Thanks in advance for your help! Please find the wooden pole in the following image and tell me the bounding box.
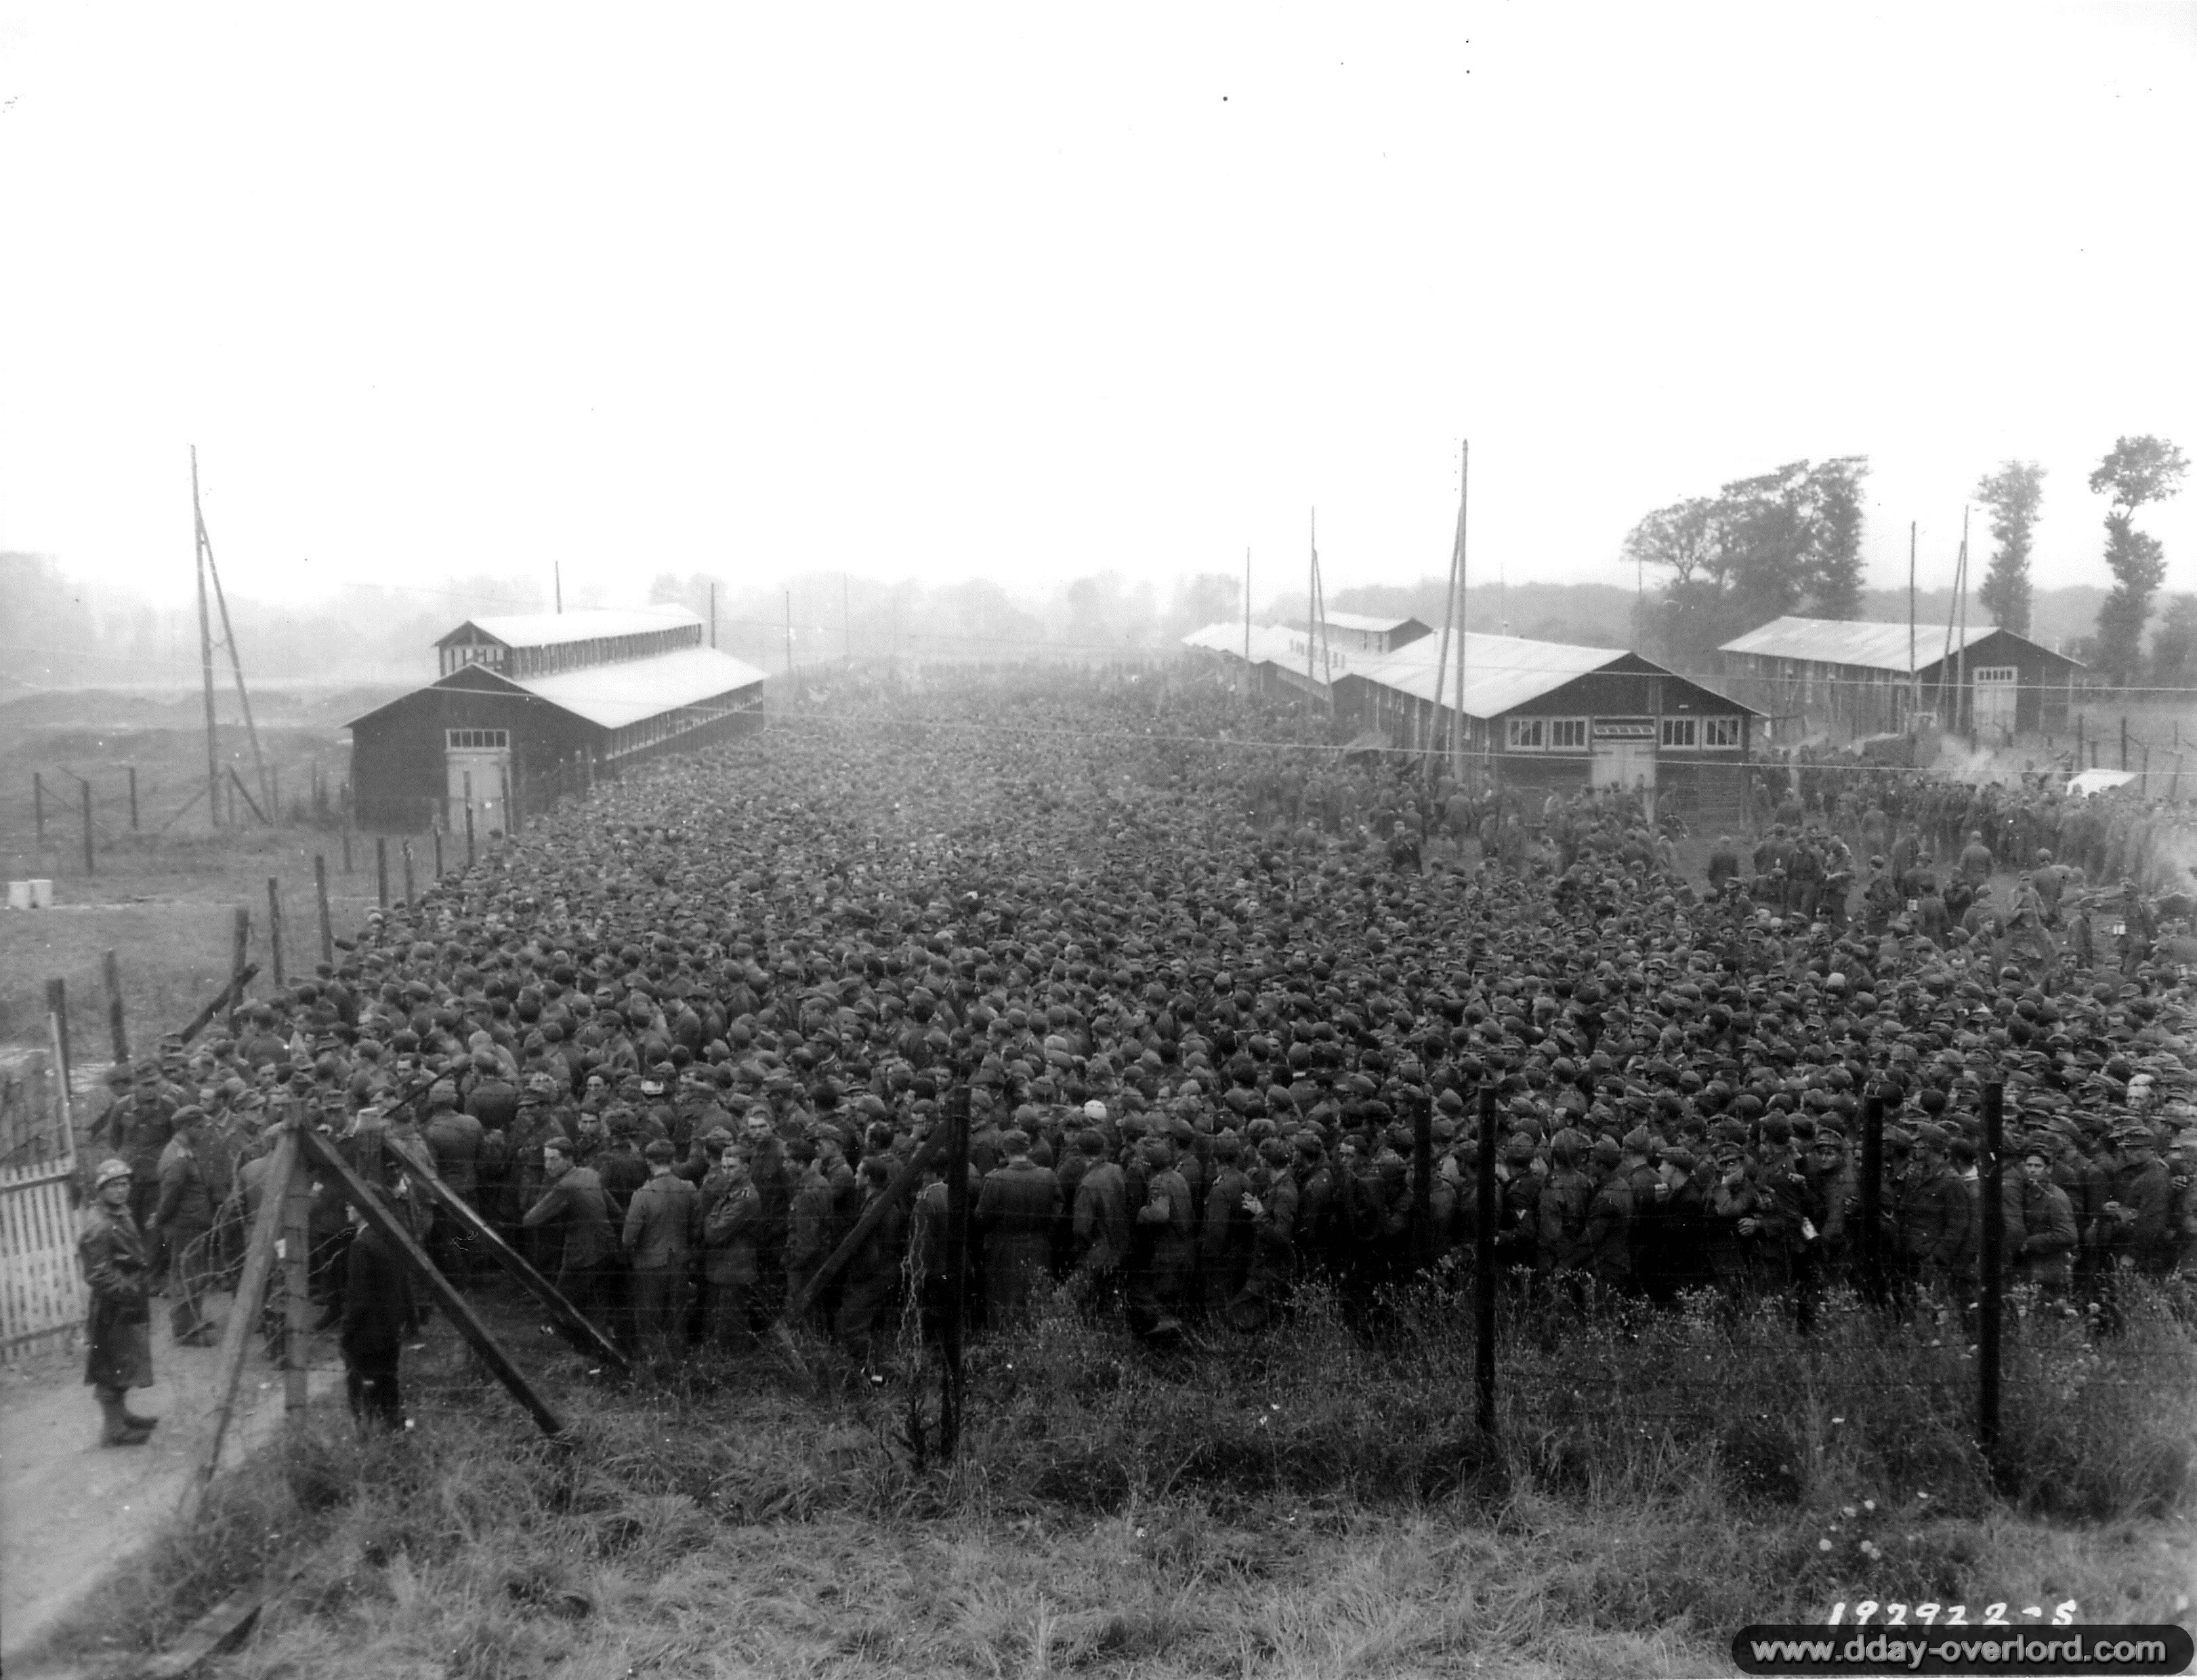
[313,854,333,968]
[400,839,415,906]
[230,907,251,1007]
[180,963,259,1045]
[227,765,270,826]
[1455,440,1469,784]
[784,1126,951,1325]
[283,1127,312,1418]
[45,978,71,1095]
[297,1127,568,1439]
[375,836,389,908]
[179,1129,299,1528]
[32,771,44,849]
[432,826,444,881]
[1978,1082,2005,1475]
[465,782,477,867]
[127,765,139,832]
[76,774,94,875]
[402,1164,629,1372]
[265,878,286,988]
[1410,1093,1434,1268]
[341,812,353,875]
[1475,1083,1497,1437]
[1425,462,1464,785]
[1955,505,1971,737]
[102,949,128,1064]
[194,447,222,833]
[1907,520,1919,725]
[939,1084,972,1461]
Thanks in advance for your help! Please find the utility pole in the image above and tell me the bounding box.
[1242,546,1251,696]
[554,560,562,614]
[1907,520,1919,726]
[1426,449,1466,784]
[1455,440,1469,782]
[192,449,274,816]
[194,448,222,831]
[1955,506,1971,737]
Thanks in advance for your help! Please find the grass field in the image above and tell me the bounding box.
[0,684,404,1055]
[14,1278,2194,1679]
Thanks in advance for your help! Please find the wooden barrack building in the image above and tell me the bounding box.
[347,607,766,832]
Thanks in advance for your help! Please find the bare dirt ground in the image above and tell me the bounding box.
[0,1292,343,1675]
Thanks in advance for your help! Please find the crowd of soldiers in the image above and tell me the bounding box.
[79,666,2197,1421]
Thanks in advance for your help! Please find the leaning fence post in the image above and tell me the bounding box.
[266,877,287,988]
[102,949,128,1064]
[314,854,334,968]
[1475,1083,1497,1439]
[230,907,251,1016]
[1979,1081,2005,1477]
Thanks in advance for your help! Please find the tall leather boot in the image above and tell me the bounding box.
[98,1387,152,1447]
[119,1394,160,1431]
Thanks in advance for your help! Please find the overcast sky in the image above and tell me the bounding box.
[3,2,2193,619]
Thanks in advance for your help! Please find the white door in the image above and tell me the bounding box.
[445,730,511,836]
[1972,667,2018,734]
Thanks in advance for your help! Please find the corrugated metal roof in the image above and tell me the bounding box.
[505,646,766,729]
[1320,610,1423,635]
[440,606,704,650]
[1182,621,1393,683]
[1352,631,1625,718]
[1719,615,1995,672]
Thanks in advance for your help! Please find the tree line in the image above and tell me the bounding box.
[1625,436,2188,689]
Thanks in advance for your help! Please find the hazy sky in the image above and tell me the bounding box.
[3,3,2193,618]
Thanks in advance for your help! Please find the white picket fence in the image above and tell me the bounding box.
[0,1028,84,1362]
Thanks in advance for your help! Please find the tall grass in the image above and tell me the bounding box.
[21,1279,2194,1677]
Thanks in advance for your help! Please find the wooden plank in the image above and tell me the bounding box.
[402,1163,628,1374]
[178,962,260,1046]
[179,1131,297,1530]
[298,1126,566,1440]
[132,1561,310,1679]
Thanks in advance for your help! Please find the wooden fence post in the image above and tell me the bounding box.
[77,774,94,876]
[45,978,72,1095]
[266,878,286,988]
[283,1118,313,1419]
[102,949,128,1064]
[231,908,251,1013]
[33,771,45,848]
[179,1130,299,1529]
[127,766,139,832]
[314,854,333,968]
[1475,1083,1497,1438]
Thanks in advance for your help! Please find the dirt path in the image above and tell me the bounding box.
[0,1290,343,1671]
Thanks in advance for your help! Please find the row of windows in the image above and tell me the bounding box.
[606,694,756,759]
[1504,715,1742,751]
[446,728,509,750]
[438,626,705,679]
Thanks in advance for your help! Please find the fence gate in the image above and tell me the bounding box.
[0,1042,84,1362]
